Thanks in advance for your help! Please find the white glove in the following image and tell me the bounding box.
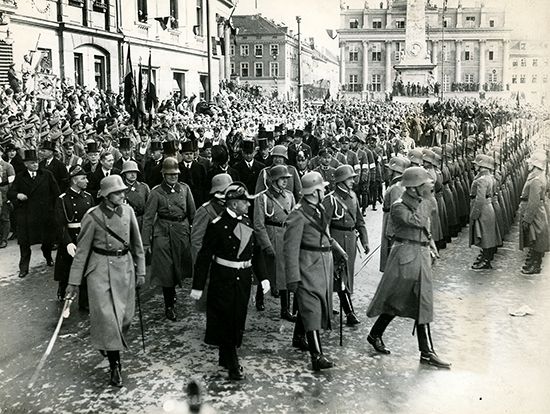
[66,243,77,257]
[261,279,271,295]
[190,289,203,300]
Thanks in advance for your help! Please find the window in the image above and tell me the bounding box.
[532,59,538,67]
[173,72,185,96]
[194,0,203,36]
[372,51,381,61]
[443,74,450,92]
[532,75,537,83]
[270,44,279,57]
[94,55,106,90]
[170,0,179,29]
[512,75,517,84]
[138,0,148,23]
[520,58,526,67]
[240,62,249,77]
[443,18,449,28]
[254,44,263,57]
[465,74,474,84]
[489,19,495,27]
[488,72,497,83]
[464,51,471,61]
[240,44,249,56]
[465,16,476,28]
[270,62,279,77]
[230,62,235,76]
[349,19,359,29]
[74,53,83,86]
[372,19,382,29]
[349,74,359,91]
[349,44,359,62]
[371,74,381,92]
[520,42,526,50]
[93,0,107,12]
[255,62,263,77]
[69,0,84,6]
[512,60,518,67]
[443,44,450,62]
[396,19,405,29]
[230,45,235,56]
[488,51,494,60]
[520,74,526,84]
[395,42,403,60]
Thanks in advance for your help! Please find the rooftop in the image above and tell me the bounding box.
[232,15,287,36]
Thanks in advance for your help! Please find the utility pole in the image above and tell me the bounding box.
[441,0,447,100]
[206,0,212,102]
[296,16,303,112]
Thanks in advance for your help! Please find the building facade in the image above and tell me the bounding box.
[338,0,512,99]
[230,14,339,101]
[0,0,233,100]
[508,40,550,105]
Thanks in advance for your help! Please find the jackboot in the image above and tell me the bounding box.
[292,313,308,351]
[255,285,265,311]
[227,347,245,381]
[280,290,297,322]
[306,330,334,371]
[337,290,360,326]
[367,313,394,354]
[522,252,542,274]
[417,324,451,369]
[107,351,123,387]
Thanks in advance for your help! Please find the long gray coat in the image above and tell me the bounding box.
[379,177,405,272]
[469,170,501,249]
[69,203,146,351]
[284,202,334,331]
[519,170,549,253]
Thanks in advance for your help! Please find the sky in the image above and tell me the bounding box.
[232,0,550,54]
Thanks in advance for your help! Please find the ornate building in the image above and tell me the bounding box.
[508,40,550,105]
[338,0,512,99]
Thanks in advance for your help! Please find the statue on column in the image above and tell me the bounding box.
[340,0,348,10]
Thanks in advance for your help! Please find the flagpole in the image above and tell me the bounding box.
[206,0,212,103]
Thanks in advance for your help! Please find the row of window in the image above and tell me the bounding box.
[349,16,497,29]
[230,62,280,78]
[347,48,499,63]
[232,44,279,58]
[512,74,548,84]
[348,73,502,85]
[512,58,549,67]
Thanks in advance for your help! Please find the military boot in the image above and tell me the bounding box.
[522,252,542,274]
[107,351,123,387]
[291,314,308,351]
[417,324,451,369]
[306,331,334,371]
[337,290,360,326]
[280,290,297,322]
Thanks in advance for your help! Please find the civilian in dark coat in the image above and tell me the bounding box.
[178,140,208,207]
[288,130,312,167]
[206,145,239,194]
[4,143,26,174]
[8,150,60,277]
[233,141,265,196]
[144,141,164,189]
[39,140,69,192]
[88,152,121,203]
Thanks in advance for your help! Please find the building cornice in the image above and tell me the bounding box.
[123,35,221,60]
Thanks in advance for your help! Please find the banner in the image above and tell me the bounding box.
[34,73,57,100]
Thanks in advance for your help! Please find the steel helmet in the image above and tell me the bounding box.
[388,156,411,174]
[408,148,423,165]
[161,157,180,174]
[474,154,495,170]
[210,173,233,195]
[422,149,438,167]
[401,166,434,188]
[527,151,546,170]
[334,165,358,183]
[121,160,140,174]
[301,171,329,195]
[98,175,127,198]
[269,165,292,181]
[271,145,288,160]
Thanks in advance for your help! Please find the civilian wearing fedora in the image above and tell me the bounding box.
[288,130,312,168]
[39,140,70,192]
[65,175,146,387]
[207,145,240,193]
[8,150,60,277]
[178,140,209,207]
[192,182,270,381]
[233,140,265,200]
[53,165,93,305]
[142,158,196,321]
[143,141,164,188]
[81,142,101,174]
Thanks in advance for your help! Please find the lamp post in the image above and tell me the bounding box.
[296,16,303,112]
[440,0,447,100]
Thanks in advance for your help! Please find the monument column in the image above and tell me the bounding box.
[385,40,392,92]
[362,40,369,92]
[340,41,346,87]
[455,40,462,83]
[479,39,486,90]
[224,24,232,80]
[431,41,439,81]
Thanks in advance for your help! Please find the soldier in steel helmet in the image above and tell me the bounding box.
[284,171,347,371]
[121,160,150,229]
[323,164,369,327]
[366,166,451,369]
[141,157,196,321]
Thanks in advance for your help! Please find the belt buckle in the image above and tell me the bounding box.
[116,249,123,256]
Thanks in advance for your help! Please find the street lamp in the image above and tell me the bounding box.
[296,16,303,112]
[440,0,448,100]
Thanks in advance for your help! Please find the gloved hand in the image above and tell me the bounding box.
[190,289,203,300]
[333,242,348,262]
[65,284,79,301]
[136,275,146,288]
[16,193,28,201]
[66,243,77,257]
[288,281,299,293]
[363,243,370,255]
[429,239,440,260]
[264,245,276,257]
[261,279,270,294]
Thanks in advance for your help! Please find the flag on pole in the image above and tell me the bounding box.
[145,50,157,127]
[123,44,136,117]
[138,63,145,127]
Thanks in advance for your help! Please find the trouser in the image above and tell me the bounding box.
[293,311,305,339]
[19,243,52,272]
[337,290,355,316]
[107,350,120,369]
[219,345,239,370]
[0,198,10,243]
[370,313,433,354]
[162,287,176,308]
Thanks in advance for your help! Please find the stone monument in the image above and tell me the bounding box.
[393,0,435,86]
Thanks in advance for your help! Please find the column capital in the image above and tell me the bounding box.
[455,39,463,44]
[479,39,487,44]
[384,39,392,44]
[362,40,369,46]
[339,40,347,48]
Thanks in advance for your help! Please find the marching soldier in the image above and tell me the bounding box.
[142,158,196,321]
[53,166,93,305]
[366,167,451,369]
[519,151,549,274]
[314,148,337,192]
[254,165,296,321]
[121,161,150,229]
[191,182,270,381]
[255,145,302,201]
[65,175,146,387]
[323,165,369,326]
[284,171,347,371]
[469,154,501,270]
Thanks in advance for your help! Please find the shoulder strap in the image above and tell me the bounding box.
[301,207,331,241]
[89,210,129,248]
[264,190,290,215]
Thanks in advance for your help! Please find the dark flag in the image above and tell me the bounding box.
[137,63,145,128]
[123,44,136,118]
[145,50,157,127]
[154,17,169,30]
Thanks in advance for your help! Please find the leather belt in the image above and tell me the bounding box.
[330,224,355,232]
[92,247,129,256]
[265,219,284,227]
[213,256,252,269]
[470,195,492,199]
[67,223,81,229]
[393,237,429,247]
[300,243,331,252]
[382,208,390,213]
[158,214,185,222]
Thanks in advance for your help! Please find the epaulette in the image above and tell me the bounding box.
[58,193,66,199]
[83,191,92,197]
[294,203,302,209]
[212,215,222,224]
[85,205,99,215]
[151,184,161,191]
